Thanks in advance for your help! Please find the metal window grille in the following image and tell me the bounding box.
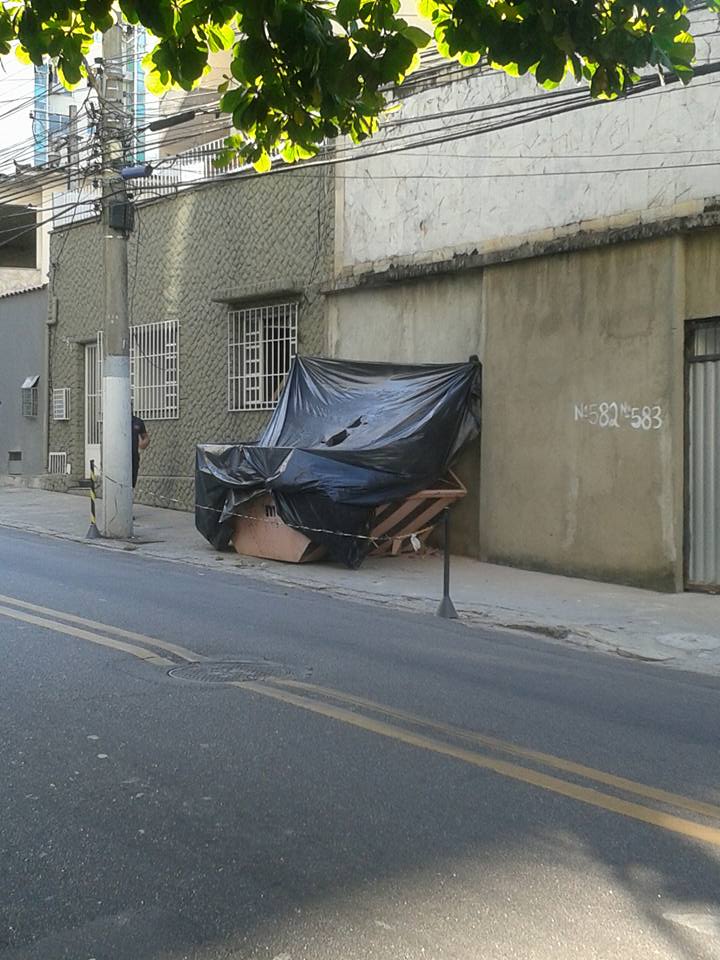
[95,322,179,422]
[688,319,720,586]
[130,319,179,420]
[21,380,38,418]
[228,303,298,411]
[87,339,103,441]
[8,451,21,462]
[52,387,71,421]
[48,452,68,475]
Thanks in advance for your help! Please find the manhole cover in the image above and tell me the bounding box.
[169,660,293,684]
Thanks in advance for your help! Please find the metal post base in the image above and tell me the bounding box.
[86,523,102,539]
[436,595,458,619]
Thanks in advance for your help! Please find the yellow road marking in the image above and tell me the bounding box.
[237,679,720,848]
[0,604,173,667]
[4,592,719,846]
[0,593,201,663]
[271,678,720,823]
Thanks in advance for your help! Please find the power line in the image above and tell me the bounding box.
[1,53,719,240]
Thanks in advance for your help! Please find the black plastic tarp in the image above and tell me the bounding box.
[195,356,482,567]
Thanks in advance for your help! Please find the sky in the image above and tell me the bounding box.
[0,54,38,173]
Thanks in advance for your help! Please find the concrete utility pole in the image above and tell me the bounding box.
[100,22,133,538]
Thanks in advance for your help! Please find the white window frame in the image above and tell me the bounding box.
[48,452,68,475]
[21,376,39,418]
[52,387,71,421]
[228,302,298,412]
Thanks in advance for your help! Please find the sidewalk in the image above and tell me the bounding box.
[1,481,719,677]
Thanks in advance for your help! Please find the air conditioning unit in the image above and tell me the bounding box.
[52,388,70,421]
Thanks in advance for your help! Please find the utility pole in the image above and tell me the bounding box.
[99,22,133,538]
[66,104,79,189]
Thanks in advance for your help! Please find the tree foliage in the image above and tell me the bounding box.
[0,0,713,169]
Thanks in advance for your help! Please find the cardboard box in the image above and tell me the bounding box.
[231,496,325,563]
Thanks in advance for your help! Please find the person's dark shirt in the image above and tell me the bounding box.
[132,415,147,464]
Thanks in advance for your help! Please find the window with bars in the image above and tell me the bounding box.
[129,320,179,420]
[228,302,298,412]
[48,452,68,475]
[52,387,70,421]
[21,376,39,418]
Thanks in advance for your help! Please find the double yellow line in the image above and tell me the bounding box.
[2,591,720,847]
[0,593,201,667]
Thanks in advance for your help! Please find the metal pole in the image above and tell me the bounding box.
[100,21,133,539]
[86,459,101,539]
[436,507,458,619]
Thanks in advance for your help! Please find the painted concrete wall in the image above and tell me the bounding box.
[480,237,685,590]
[48,167,334,509]
[0,267,42,297]
[336,16,720,276]
[326,273,484,554]
[327,273,484,362]
[0,287,48,477]
[685,231,720,321]
[328,234,691,589]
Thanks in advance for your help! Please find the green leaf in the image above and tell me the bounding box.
[58,61,83,88]
[145,69,171,95]
[253,149,272,173]
[590,64,609,97]
[177,38,208,82]
[336,0,361,25]
[457,49,481,66]
[535,47,567,84]
[0,0,712,167]
[400,25,432,48]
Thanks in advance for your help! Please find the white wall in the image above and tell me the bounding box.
[337,17,720,271]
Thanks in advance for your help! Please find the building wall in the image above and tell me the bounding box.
[48,167,334,509]
[0,287,48,477]
[327,233,693,590]
[481,237,685,590]
[0,267,42,296]
[326,273,484,555]
[336,16,719,278]
[328,38,720,589]
[685,231,720,320]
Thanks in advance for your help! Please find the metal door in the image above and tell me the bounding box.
[687,320,720,589]
[84,341,102,478]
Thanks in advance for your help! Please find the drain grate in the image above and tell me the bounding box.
[168,660,294,684]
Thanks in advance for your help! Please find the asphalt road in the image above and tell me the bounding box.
[2,526,720,960]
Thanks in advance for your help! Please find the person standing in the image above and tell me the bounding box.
[131,411,149,489]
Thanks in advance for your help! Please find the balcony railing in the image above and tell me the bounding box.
[52,136,246,228]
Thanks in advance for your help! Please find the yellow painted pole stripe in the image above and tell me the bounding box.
[90,465,96,523]
[0,604,173,667]
[237,679,720,848]
[273,678,720,823]
[0,593,202,663]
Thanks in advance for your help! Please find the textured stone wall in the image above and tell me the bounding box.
[48,167,334,510]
